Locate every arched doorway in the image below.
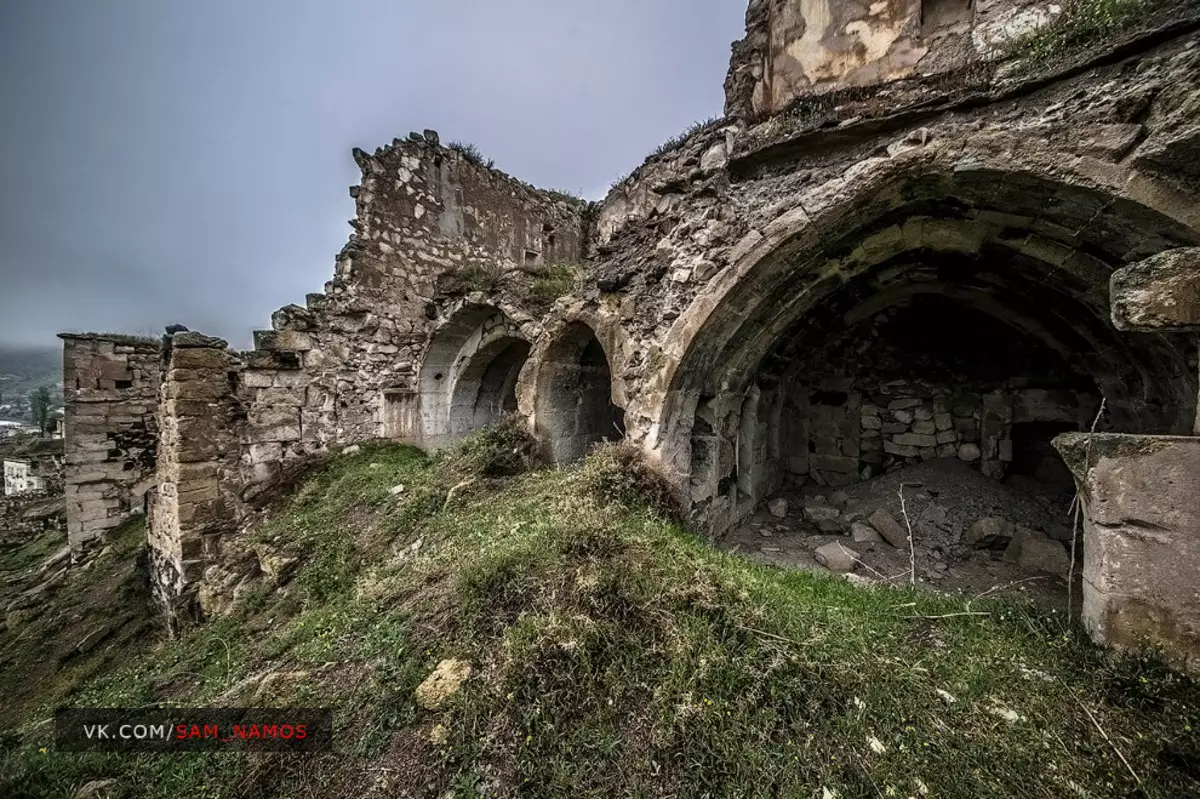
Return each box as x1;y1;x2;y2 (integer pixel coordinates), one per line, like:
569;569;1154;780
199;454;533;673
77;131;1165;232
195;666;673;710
655;169;1199;532
535;321;625;464
415;305;531;449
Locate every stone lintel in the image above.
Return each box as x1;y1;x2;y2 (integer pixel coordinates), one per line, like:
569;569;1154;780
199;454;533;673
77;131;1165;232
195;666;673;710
1053;432;1200;672
1110;248;1200;332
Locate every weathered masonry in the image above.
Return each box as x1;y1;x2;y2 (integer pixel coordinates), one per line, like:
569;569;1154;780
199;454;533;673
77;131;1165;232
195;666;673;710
63;0;1200;667
59;334;161;553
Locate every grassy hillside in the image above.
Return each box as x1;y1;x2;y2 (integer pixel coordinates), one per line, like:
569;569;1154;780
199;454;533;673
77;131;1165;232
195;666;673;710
1;426;1198;798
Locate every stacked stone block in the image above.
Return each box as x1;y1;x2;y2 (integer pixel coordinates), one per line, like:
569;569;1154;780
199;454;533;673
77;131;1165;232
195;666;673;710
147;333;244;619
59;334;161;553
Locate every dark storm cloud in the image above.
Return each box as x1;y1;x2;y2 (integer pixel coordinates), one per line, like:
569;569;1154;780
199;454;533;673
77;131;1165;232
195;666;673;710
0;0;744;349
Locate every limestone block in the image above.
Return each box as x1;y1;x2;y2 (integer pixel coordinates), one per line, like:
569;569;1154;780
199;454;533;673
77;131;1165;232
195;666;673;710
1110;248;1200;331
1054;433;1200;670
1019;539;1071;578
884;441;919;457
966;516;1014;549
896;431;936;448
815;542;859;573
867;509;908;549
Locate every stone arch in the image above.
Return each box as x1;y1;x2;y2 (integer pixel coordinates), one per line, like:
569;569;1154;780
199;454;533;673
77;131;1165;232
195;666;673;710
533;320;626;465
415;304;531;448
650;162;1200;531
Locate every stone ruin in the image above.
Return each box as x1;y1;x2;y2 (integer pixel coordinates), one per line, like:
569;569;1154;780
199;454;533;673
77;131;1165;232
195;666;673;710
59;0;1200;667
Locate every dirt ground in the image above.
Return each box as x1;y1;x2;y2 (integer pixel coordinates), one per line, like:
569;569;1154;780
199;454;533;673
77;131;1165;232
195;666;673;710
717;458;1084;614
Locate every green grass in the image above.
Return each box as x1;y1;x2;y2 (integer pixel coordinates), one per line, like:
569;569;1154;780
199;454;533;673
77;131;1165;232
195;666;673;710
2;430;1198;798
1000;0;1162;71
453;261;507;294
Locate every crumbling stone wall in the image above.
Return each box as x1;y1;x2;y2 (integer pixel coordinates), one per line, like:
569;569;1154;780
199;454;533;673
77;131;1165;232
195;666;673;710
238;132;588;485
148;136;588;618
724;0;1064;117
59;334;161;553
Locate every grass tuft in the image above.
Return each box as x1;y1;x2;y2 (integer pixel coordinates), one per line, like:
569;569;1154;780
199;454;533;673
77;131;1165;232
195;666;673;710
447;141;496;170
523;262;582;312
649;116;724;159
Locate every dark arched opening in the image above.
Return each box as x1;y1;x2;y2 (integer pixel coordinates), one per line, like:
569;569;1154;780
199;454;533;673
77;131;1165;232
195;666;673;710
537;322;625;464
413;305;531;448
662;170;1199;533
450;338;530;436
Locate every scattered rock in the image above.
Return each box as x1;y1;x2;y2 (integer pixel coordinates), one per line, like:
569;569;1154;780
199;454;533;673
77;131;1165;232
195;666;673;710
965;517;1015;549
935;688;957;705
829;490;850;509
389;484;407;496
851;521;883;545
76;622;117;654
957;443;981;462
768;498;789;518
415;659;473;710
1018;538;1071;577
253;671;310;701
988;702;1023;723
804;503;841;532
342;444;361;456
1003;525;1048;563
255;545;300;585
814;542;859;573
74;779;118;799
867;508;908;548
868;735;887;754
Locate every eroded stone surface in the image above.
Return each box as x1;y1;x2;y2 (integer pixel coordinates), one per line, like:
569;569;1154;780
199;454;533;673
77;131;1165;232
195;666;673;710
1055;433;1200;671
1111;248;1200;332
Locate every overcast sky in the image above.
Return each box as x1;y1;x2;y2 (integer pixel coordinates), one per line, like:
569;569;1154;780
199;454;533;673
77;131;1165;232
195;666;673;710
0;0;744;349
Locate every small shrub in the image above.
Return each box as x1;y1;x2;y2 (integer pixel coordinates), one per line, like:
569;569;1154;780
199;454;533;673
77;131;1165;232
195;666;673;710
544;188;586;205
580;442;682;519
443;416;540;478
525;262;581;311
447;141;495;170
454;260;506;294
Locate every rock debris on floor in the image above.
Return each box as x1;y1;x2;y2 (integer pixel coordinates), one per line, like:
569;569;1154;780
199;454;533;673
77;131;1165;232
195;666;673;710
718;458;1080;610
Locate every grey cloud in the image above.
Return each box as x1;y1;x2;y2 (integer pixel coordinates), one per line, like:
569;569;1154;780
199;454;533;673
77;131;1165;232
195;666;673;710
0;0;743;349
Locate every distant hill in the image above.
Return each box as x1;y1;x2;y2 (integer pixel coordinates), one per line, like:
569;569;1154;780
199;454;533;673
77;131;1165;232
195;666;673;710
0;344;62;419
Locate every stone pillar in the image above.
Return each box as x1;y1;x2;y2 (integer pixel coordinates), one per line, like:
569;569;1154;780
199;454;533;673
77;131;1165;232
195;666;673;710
1055;433;1200;669
1054;247;1200;670
59;334;162;553
148;332;243;621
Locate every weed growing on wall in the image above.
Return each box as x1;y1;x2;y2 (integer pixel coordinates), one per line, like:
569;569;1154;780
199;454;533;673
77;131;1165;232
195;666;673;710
1001;0;1159;70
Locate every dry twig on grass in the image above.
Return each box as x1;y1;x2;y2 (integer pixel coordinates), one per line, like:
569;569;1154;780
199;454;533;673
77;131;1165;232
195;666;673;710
1068;397;1106;627
898;483;916;587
